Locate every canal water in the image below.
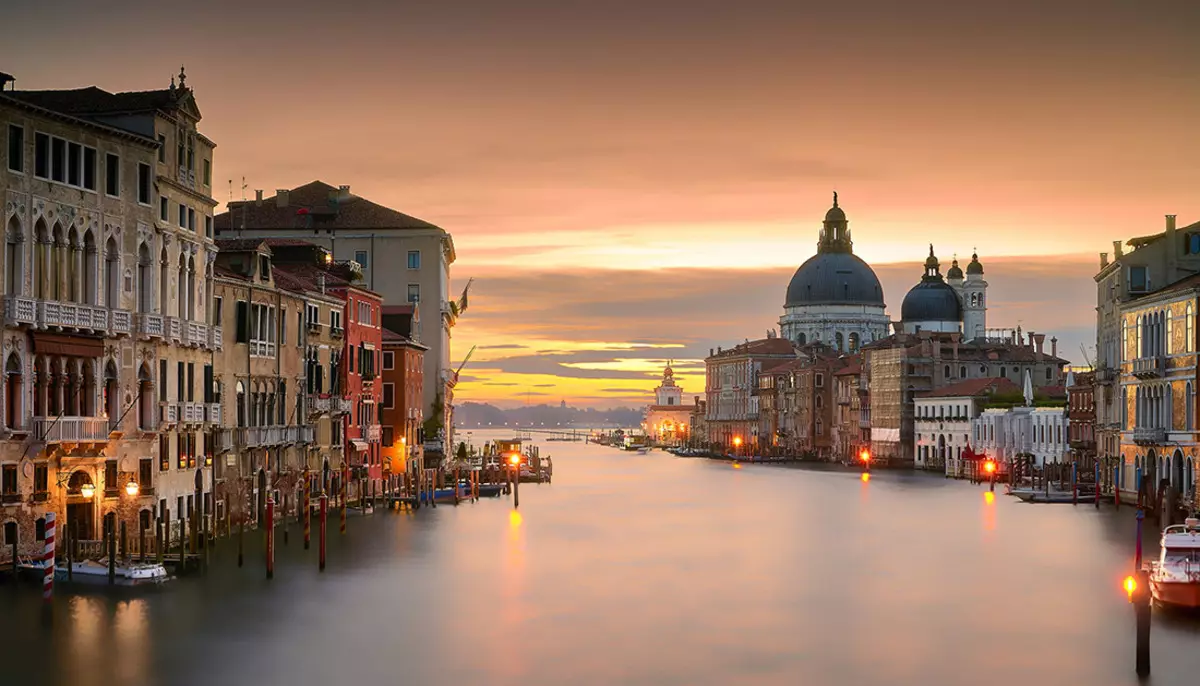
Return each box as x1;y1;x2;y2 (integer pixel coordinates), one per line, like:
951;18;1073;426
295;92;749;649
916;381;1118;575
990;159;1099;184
3;431;1199;686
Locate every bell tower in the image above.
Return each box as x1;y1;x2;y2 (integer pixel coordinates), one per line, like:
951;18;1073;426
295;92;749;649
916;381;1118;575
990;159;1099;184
961;251;987;340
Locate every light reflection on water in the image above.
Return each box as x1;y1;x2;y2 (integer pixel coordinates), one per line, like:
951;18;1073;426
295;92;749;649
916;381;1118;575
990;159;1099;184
3;432;1200;685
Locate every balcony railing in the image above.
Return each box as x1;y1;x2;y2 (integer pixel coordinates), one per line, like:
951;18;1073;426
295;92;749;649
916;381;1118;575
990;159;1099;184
177;165;196;189
34;416;111;443
37;300;108;332
1133;427;1166;445
1093;366;1117;385
1132;356;1164;379
308;395;330;415
186;321;204;348
331;397;351;414
136;313;164;339
330;326;344;338
206;403;222;424
111;309;132;336
161;402;179;424
4;296;36;326
166;316;182;343
212;428;234;453
234;425;313;449
366;424;382;442
183;402;205;423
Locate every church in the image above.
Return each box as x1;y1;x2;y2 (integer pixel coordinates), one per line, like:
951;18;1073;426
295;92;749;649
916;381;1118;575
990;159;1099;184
780;195;991;343
642;362;696;445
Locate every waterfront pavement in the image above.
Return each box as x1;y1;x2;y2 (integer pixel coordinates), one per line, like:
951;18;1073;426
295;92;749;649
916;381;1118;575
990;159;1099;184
2;430;1199;686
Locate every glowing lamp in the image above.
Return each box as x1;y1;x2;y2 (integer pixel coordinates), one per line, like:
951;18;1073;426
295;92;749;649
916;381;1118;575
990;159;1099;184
984;460;996;474
859;449;870;463
80;482;96;500
733;437;743;447
1124;575;1137;601
508;454;521;466
125;481;140;497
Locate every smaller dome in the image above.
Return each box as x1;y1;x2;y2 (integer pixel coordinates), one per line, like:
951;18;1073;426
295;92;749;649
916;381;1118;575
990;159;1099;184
924;244;939;270
901;281;963;323
946;257;963;280
967;251;984;275
824;190;845;222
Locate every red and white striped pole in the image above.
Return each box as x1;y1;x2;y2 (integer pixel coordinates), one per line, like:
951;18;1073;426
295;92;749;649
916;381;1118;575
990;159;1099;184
43;512;56;601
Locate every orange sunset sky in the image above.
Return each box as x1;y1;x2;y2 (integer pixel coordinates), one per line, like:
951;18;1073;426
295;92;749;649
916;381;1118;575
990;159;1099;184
10;0;1200;407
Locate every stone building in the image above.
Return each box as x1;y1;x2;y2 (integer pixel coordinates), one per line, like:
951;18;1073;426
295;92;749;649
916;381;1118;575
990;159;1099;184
780;194;888;352
214;182;457;452
643;362;695;445
899;246;988;336
704;336;797;453
832;357;869;463
973;405;1068;468
1117;272;1200;509
1094;214;1200;504
1067;370;1096;470
380;305;426;477
0;69;221;559
914;377;1017;475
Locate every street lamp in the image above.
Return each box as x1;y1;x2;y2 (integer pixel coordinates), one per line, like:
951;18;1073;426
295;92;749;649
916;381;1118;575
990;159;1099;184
125;480;140;497
80;482;96;499
733;436;743;458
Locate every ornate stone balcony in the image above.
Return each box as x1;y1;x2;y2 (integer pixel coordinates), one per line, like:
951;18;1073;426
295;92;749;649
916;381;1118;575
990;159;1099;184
331;397;352;414
136;313;164;339
4;296;36;326
183;402;205;423
206;403;222;424
1133;426;1166;445
34;416;111;444
1132;356;1164;379
209;325;223;351
37;300;108;332
110;309;132;336
166;316;183;343
308;394;331;415
366;424;382;442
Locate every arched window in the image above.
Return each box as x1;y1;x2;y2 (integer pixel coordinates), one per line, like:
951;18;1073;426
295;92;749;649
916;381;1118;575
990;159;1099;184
105;237;120;309
959;365;966;378
137;243;152;313
835;332;844;352
848;332;860;352
81;359;95;416
104;360;119;427
66;227;79;303
6;216;23;296
159;247;169;315
1137;315;1144;358
944;365;951;378
83;230;97;305
1167;311;1174;355
50;223;64;301
177;249;187;320
1188;304;1195;353
796;332;806;345
5;353;21;430
137;363;153;430
33;219;47;299
186;256;196;321
236;381;246;428
1045;367;1051;381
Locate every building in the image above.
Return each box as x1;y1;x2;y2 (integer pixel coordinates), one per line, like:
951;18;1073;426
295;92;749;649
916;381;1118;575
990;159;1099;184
1094;215;1200;505
211;239;313;525
214;182;457;451
1066;370;1096;471
914;377;1018;475
643;362;695;445
380;305;426;477
0;69;221;560
973;405;1068;469
687;395;708;449
832;357;869;462
779;194;888;352
899;246;988;336
704;336;797;452
1117;272;1200;510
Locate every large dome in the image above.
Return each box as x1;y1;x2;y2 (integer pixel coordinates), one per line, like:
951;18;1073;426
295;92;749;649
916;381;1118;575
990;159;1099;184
901;280;962;322
785;252;885;307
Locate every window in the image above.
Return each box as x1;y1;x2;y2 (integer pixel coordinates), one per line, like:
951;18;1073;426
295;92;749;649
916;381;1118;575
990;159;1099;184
137;163;151;204
160;196;169;222
383;351;395;370
34;132;49;178
358;301;373;325
297;310;303;347
7;125;22;172
407;284;420;303
213;296;223;326
330;309;342;333
1129;266;1148;293
202;158;211;186
68;141;82;185
383;382;394;408
105;153;120;196
188;208;196;231
159;434;170;471
157;134;166;163
259;255;270;280
178;203;187;227
177;362;185;402
281;309;287;345
815;373;824;388
33;463;47;494
51;137;66;182
160;359;168;402
187;363;195;402
407;250;420;270
83;146;96;190
104;459;118;496
306;303;319;328
354;250;368;268
235;300;248;342
382;426;394;447
205;216;213;239
139;458;152;492
1;463;16;495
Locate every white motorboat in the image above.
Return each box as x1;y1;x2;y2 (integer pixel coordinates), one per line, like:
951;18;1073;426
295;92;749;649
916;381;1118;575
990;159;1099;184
55;558;170;586
1147;518;1200;608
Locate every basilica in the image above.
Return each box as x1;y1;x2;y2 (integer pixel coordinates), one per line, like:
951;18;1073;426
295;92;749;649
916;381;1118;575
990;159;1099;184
780;195;990;343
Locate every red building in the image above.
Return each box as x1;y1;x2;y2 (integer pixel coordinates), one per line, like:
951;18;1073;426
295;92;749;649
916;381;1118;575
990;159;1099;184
380;305;426;476
1067;370;1096;466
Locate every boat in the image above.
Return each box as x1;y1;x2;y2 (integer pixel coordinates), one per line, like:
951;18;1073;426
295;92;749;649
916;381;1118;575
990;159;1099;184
1147;519;1200;608
25;558;170;586
1012;490;1079;504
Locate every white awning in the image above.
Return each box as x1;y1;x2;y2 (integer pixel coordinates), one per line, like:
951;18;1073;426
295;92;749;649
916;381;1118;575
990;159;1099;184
351;440;370;452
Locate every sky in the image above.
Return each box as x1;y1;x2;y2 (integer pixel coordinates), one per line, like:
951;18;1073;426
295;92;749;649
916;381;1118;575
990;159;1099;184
9;0;1200;407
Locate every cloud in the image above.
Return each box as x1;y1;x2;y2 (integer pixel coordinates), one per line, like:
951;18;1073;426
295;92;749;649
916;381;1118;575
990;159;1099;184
478;343;526;350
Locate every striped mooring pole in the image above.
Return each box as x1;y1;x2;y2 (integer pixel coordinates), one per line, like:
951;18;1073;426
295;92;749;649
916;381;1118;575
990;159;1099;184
43;512;56;601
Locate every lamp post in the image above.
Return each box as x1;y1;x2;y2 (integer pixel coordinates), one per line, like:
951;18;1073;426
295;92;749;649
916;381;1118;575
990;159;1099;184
733;436;743;460
509;453;521;508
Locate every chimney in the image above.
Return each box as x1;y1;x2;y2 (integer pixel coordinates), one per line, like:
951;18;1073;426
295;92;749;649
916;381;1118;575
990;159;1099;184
276;189;290;208
1051;336;1058;359
709;348;714;357
318;273;326;294
1032;333;1046;361
1100;252;1108;269
338;185;351;201
1113;240;1123;258
255;189;263;207
1167;214;1177;233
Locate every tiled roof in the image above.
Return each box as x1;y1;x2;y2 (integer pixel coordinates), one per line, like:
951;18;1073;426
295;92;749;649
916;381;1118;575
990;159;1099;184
212;264;248;281
709;337;796;359
8;86;182;116
270;262;352;293
920;377;1020;398
214;181;441;233
214;238;268;253
834;360;863;376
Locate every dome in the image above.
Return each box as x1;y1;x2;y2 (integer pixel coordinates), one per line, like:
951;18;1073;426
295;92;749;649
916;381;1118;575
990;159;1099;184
825;205;846;222
967;252;984;275
786;252;885;307
946;258;963;280
901;281;963;322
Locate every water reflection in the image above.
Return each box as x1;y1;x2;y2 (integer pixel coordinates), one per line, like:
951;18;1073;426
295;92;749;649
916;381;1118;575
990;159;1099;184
4;433;1200;685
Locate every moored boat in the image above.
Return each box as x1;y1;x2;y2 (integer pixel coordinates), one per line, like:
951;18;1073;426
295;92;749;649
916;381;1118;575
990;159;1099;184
19;558;170;586
1147;519;1200;608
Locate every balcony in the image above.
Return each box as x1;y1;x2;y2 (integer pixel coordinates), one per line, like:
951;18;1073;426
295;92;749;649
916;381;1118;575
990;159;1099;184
331;397;352;414
4;296;36;326
185;321;206;348
306;319;321;333
166;316;183;343
366;424;382;442
330;326;344;339
1093;365;1117;385
299;426;315;444
1132;356;1164;379
212;428;234;454
234;425;312;449
1133;427;1167;445
209;325;223;351
34;416;111;444
136;313;164;339
110;309;132;336
160;402;179;425
37;300;109;332
308;394;330;415
249;340;275;358
177;165;196;190
183;402;205;423
206;403;222;424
